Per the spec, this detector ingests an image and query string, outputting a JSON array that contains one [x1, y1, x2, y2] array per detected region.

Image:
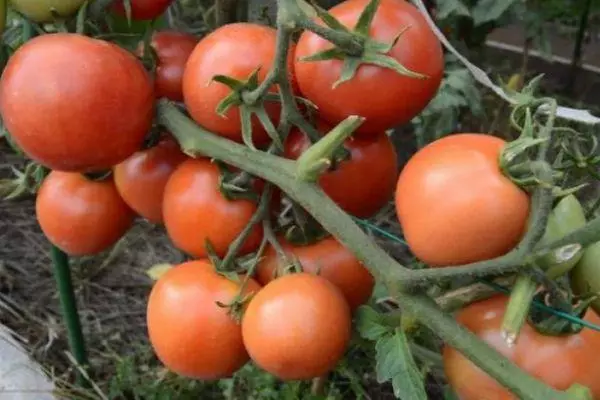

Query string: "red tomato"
[[113, 136, 188, 224], [255, 236, 374, 310], [294, 0, 444, 135], [137, 31, 198, 101], [147, 260, 261, 380], [395, 134, 530, 266], [285, 123, 398, 218], [242, 273, 351, 380], [112, 0, 173, 20], [35, 172, 134, 256], [444, 295, 600, 399], [182, 23, 296, 144], [0, 33, 153, 172], [162, 158, 263, 258]]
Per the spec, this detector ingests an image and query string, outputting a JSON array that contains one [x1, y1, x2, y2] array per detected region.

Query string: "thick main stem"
[[50, 246, 89, 386], [157, 101, 586, 400]]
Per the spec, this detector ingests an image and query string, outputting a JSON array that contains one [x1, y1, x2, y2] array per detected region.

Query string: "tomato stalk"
[[50, 245, 89, 386]]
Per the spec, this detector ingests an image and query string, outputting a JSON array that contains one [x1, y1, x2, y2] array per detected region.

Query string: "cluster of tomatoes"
[[3, 0, 600, 396]]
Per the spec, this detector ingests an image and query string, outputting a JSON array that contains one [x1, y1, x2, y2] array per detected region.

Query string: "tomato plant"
[[9, 0, 85, 22], [147, 260, 261, 379], [0, 33, 154, 172], [395, 133, 531, 266], [444, 295, 600, 399], [294, 0, 444, 135], [113, 136, 188, 224], [137, 31, 198, 101], [255, 236, 374, 310], [182, 22, 295, 144], [242, 272, 351, 380], [35, 172, 134, 256], [112, 0, 174, 20], [162, 158, 263, 258], [285, 124, 398, 218]]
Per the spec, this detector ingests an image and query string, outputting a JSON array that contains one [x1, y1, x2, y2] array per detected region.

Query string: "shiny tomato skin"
[[112, 0, 173, 20], [443, 295, 600, 399], [182, 23, 296, 144], [113, 137, 188, 224], [294, 0, 444, 135], [137, 31, 198, 101], [285, 125, 398, 218], [147, 260, 261, 380], [0, 33, 154, 172], [35, 172, 134, 256], [9, 0, 85, 22], [255, 237, 374, 310], [395, 133, 530, 267], [242, 273, 351, 380], [162, 158, 263, 258]]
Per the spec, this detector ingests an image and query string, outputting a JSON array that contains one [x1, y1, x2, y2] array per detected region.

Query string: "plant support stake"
[[50, 245, 89, 386]]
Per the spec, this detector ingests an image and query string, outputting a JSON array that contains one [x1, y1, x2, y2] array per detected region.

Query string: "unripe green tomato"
[[9, 0, 86, 23], [540, 194, 586, 278], [571, 241, 600, 313]]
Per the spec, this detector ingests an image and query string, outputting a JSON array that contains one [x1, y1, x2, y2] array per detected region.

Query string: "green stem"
[[50, 246, 89, 386], [501, 273, 538, 346], [157, 101, 588, 400]]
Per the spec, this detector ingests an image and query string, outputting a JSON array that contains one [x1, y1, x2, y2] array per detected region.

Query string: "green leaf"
[[355, 306, 393, 340], [375, 329, 427, 400], [436, 0, 470, 19], [472, 0, 519, 26]]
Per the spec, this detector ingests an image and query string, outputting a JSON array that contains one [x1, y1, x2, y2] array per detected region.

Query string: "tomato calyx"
[[214, 160, 260, 202], [299, 0, 429, 88], [0, 162, 47, 200], [212, 69, 284, 151], [83, 169, 113, 182], [528, 291, 596, 337]]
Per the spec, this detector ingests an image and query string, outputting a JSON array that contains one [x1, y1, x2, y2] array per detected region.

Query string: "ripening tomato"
[[0, 33, 153, 172], [571, 242, 600, 313], [36, 172, 134, 256], [112, 0, 173, 20], [137, 31, 198, 101], [162, 158, 263, 258], [147, 260, 261, 380], [9, 0, 85, 22], [395, 134, 530, 266], [443, 295, 600, 399], [113, 136, 188, 224], [242, 273, 351, 380], [183, 23, 296, 144], [294, 0, 444, 135], [285, 124, 398, 217], [255, 236, 374, 310]]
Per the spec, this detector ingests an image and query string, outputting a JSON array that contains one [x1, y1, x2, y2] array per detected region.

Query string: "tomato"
[[137, 31, 198, 101], [162, 158, 263, 258], [183, 23, 296, 144], [147, 260, 261, 379], [112, 0, 173, 20], [35, 172, 134, 256], [538, 194, 586, 278], [113, 136, 188, 224], [294, 0, 444, 135], [571, 242, 600, 313], [395, 133, 530, 267], [9, 0, 85, 22], [242, 273, 351, 380], [255, 236, 374, 310], [0, 33, 153, 172], [443, 295, 600, 399], [285, 123, 398, 217]]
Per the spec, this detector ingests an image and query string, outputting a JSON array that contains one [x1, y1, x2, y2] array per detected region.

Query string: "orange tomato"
[[395, 133, 530, 266], [147, 260, 261, 379]]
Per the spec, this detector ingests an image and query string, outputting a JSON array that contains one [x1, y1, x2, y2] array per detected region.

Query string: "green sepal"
[[240, 106, 256, 151], [354, 0, 380, 36], [309, 1, 351, 32]]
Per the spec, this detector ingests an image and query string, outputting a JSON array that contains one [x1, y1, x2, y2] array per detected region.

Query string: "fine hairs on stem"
[[156, 0, 600, 398]]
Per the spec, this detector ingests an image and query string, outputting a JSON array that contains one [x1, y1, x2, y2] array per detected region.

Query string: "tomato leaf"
[[435, 0, 470, 20], [355, 305, 393, 340], [471, 0, 519, 26], [375, 329, 427, 400]]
